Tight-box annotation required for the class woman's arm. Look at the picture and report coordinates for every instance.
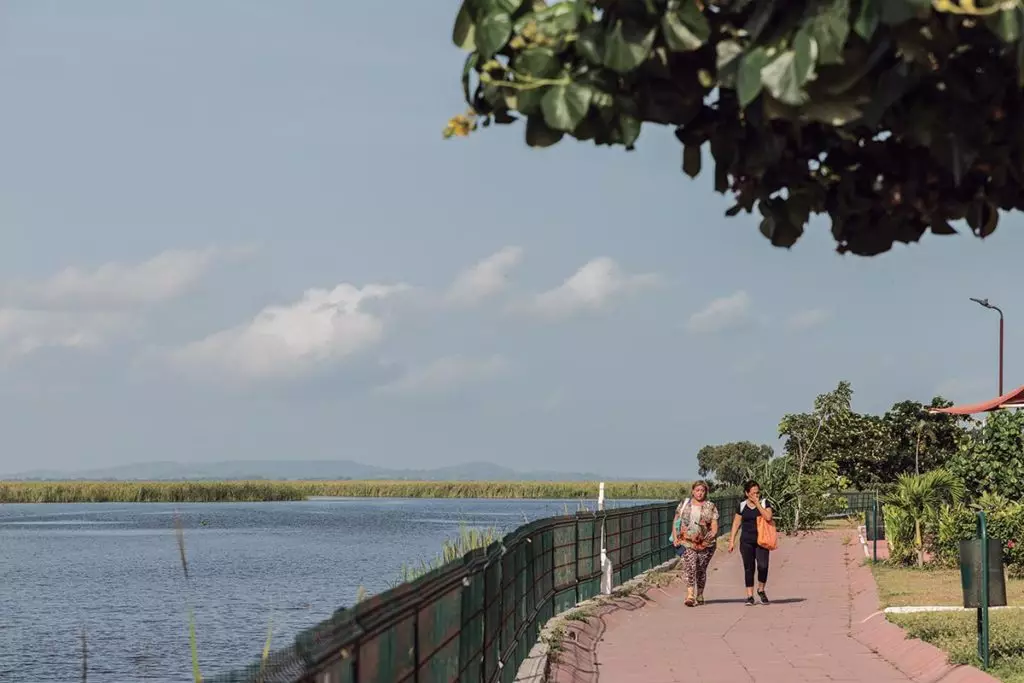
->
[728,513,741,550]
[709,518,719,539]
[671,508,683,544]
[758,500,773,522]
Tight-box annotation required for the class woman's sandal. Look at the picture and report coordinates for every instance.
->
[684,590,696,607]
[695,594,705,606]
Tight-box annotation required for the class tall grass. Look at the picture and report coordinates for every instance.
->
[0,480,693,503]
[397,524,500,583]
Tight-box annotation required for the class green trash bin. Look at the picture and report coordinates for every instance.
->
[864,508,885,541]
[959,538,1007,608]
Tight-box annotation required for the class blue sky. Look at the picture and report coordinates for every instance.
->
[0,1,1019,478]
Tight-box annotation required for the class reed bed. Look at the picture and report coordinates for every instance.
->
[0,480,693,503]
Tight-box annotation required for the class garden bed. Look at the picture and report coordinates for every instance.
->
[873,564,1024,682]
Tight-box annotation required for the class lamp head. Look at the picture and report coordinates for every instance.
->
[970,297,992,308]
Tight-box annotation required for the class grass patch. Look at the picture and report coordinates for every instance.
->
[875,563,1024,681]
[0,480,697,503]
[397,525,500,583]
[888,611,1024,683]
[872,565,1024,608]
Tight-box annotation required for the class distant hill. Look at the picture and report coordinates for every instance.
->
[2,459,616,482]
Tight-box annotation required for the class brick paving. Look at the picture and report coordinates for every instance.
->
[548,532,1000,683]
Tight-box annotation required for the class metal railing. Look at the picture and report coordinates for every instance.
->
[210,495,741,683]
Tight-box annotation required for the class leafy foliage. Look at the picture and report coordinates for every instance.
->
[696,440,773,487]
[448,0,1024,255]
[747,455,847,532]
[948,409,1024,500]
[884,469,965,566]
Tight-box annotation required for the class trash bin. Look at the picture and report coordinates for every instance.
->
[864,508,885,541]
[959,538,1007,608]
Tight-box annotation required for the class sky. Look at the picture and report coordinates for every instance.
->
[0,1,1020,479]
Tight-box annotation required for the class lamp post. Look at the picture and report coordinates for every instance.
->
[969,298,1004,396]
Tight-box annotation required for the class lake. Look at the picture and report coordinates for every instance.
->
[0,497,650,682]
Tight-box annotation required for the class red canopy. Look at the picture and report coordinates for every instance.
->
[929,385,1024,415]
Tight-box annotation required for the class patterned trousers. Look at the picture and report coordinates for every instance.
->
[681,546,716,593]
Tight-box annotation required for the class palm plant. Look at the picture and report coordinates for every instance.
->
[885,470,966,567]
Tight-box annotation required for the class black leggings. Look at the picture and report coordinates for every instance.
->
[739,540,769,588]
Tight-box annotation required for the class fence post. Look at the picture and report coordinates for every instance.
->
[978,509,991,670]
[599,482,612,594]
[872,494,879,564]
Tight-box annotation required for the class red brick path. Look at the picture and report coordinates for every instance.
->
[548,532,999,683]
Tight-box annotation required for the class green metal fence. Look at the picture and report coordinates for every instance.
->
[210,495,741,683]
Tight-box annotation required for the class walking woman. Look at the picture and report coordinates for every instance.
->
[728,480,773,606]
[671,481,719,607]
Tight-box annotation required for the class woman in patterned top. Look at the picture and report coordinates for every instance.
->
[671,480,719,607]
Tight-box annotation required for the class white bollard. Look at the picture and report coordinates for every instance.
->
[598,482,612,594]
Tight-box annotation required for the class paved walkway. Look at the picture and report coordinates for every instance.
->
[548,532,998,683]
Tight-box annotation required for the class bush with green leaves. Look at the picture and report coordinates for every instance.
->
[883,503,919,566]
[448,0,1024,256]
[934,499,1024,576]
[947,409,1024,501]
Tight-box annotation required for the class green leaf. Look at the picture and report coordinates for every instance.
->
[618,114,642,149]
[525,114,564,147]
[576,23,604,65]
[809,0,851,65]
[477,12,513,59]
[541,82,592,132]
[854,0,880,39]
[986,7,1021,44]
[737,47,769,109]
[715,40,744,88]
[682,143,701,178]
[461,53,479,103]
[513,47,560,77]
[661,2,710,52]
[452,1,477,51]
[482,0,525,13]
[603,20,656,74]
[799,98,863,126]
[761,31,817,106]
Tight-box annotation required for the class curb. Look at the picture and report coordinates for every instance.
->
[846,549,1002,682]
[513,557,680,683]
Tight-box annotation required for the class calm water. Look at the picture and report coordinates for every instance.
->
[0,498,647,682]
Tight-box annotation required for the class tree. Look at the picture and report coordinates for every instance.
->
[882,397,972,478]
[948,409,1024,500]
[447,1,1024,256]
[696,441,773,487]
[778,380,852,530]
[884,469,965,567]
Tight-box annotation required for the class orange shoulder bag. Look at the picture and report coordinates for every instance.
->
[757,514,778,551]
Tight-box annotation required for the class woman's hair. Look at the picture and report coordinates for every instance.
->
[691,480,709,493]
[742,480,760,494]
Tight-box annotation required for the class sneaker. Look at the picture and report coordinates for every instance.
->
[758,591,770,605]
[745,596,755,606]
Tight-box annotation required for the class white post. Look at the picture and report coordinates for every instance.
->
[599,482,612,594]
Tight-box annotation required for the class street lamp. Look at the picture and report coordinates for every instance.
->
[970,297,1004,396]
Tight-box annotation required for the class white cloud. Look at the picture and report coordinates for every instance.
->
[686,290,752,334]
[446,247,524,307]
[786,308,832,331]
[526,257,659,318]
[0,308,129,358]
[375,355,509,396]
[170,282,408,380]
[10,247,237,308]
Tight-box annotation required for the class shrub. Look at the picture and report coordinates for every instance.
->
[932,501,1024,577]
[882,504,917,567]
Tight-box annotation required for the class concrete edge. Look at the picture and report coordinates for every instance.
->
[512,557,680,683]
[845,548,1002,683]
